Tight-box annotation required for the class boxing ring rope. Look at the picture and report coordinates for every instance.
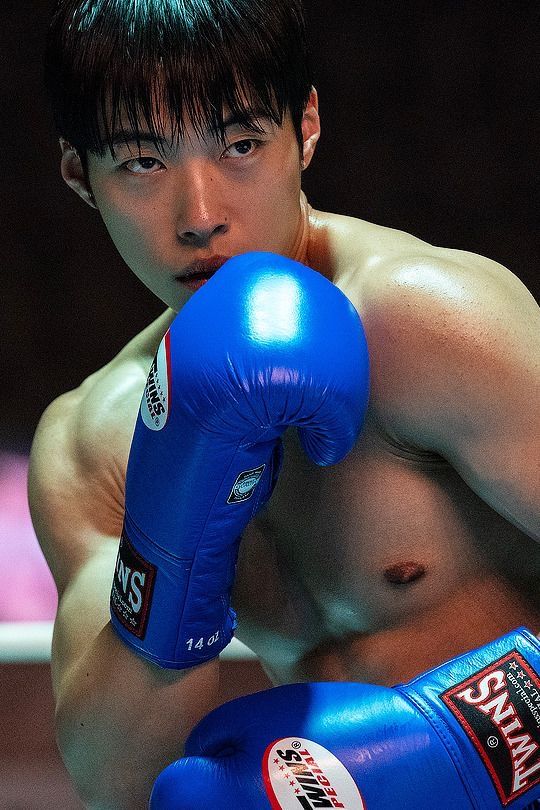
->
[0,621,257,664]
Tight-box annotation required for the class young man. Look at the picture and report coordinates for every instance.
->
[29,0,540,807]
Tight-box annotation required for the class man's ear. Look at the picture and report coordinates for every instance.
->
[59,138,98,208]
[301,87,321,170]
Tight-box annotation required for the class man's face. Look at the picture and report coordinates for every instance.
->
[83,107,313,311]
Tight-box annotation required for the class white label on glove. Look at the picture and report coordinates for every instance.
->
[263,737,365,809]
[141,332,170,431]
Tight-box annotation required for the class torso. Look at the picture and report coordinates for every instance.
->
[233,419,540,686]
[58,204,540,687]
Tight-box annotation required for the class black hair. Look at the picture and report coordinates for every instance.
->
[44,0,313,166]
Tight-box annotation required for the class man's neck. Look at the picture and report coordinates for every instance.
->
[290,193,338,283]
[289,192,312,267]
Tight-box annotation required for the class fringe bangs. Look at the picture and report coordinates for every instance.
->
[45,0,311,157]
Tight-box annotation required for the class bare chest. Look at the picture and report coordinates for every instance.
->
[232,420,540,685]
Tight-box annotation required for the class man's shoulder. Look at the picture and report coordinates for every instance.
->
[37,309,174,458]
[355,233,534,332]
[28,309,176,587]
[329,213,533,355]
[348,237,538,448]
[325,210,524,304]
[323,210,522,300]
[30,309,175,510]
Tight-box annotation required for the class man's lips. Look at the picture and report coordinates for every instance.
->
[177,256,231,289]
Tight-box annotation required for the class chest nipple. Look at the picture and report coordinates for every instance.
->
[383,561,426,585]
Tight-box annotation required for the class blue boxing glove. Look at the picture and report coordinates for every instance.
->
[110,252,369,669]
[150,628,540,809]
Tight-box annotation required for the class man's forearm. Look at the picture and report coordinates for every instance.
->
[55,622,220,809]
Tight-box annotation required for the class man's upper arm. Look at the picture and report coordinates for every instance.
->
[28,387,126,586]
[28,387,126,690]
[366,256,540,540]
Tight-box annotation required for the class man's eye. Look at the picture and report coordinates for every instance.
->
[121,157,164,174]
[223,139,260,158]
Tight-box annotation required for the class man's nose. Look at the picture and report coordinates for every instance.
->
[176,163,229,248]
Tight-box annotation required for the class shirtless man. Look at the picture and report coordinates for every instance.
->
[29,1,540,808]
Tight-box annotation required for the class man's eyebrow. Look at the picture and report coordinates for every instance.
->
[216,111,273,131]
[103,132,167,149]
[104,114,273,149]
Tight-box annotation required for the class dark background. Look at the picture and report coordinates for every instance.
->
[3,1,539,452]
